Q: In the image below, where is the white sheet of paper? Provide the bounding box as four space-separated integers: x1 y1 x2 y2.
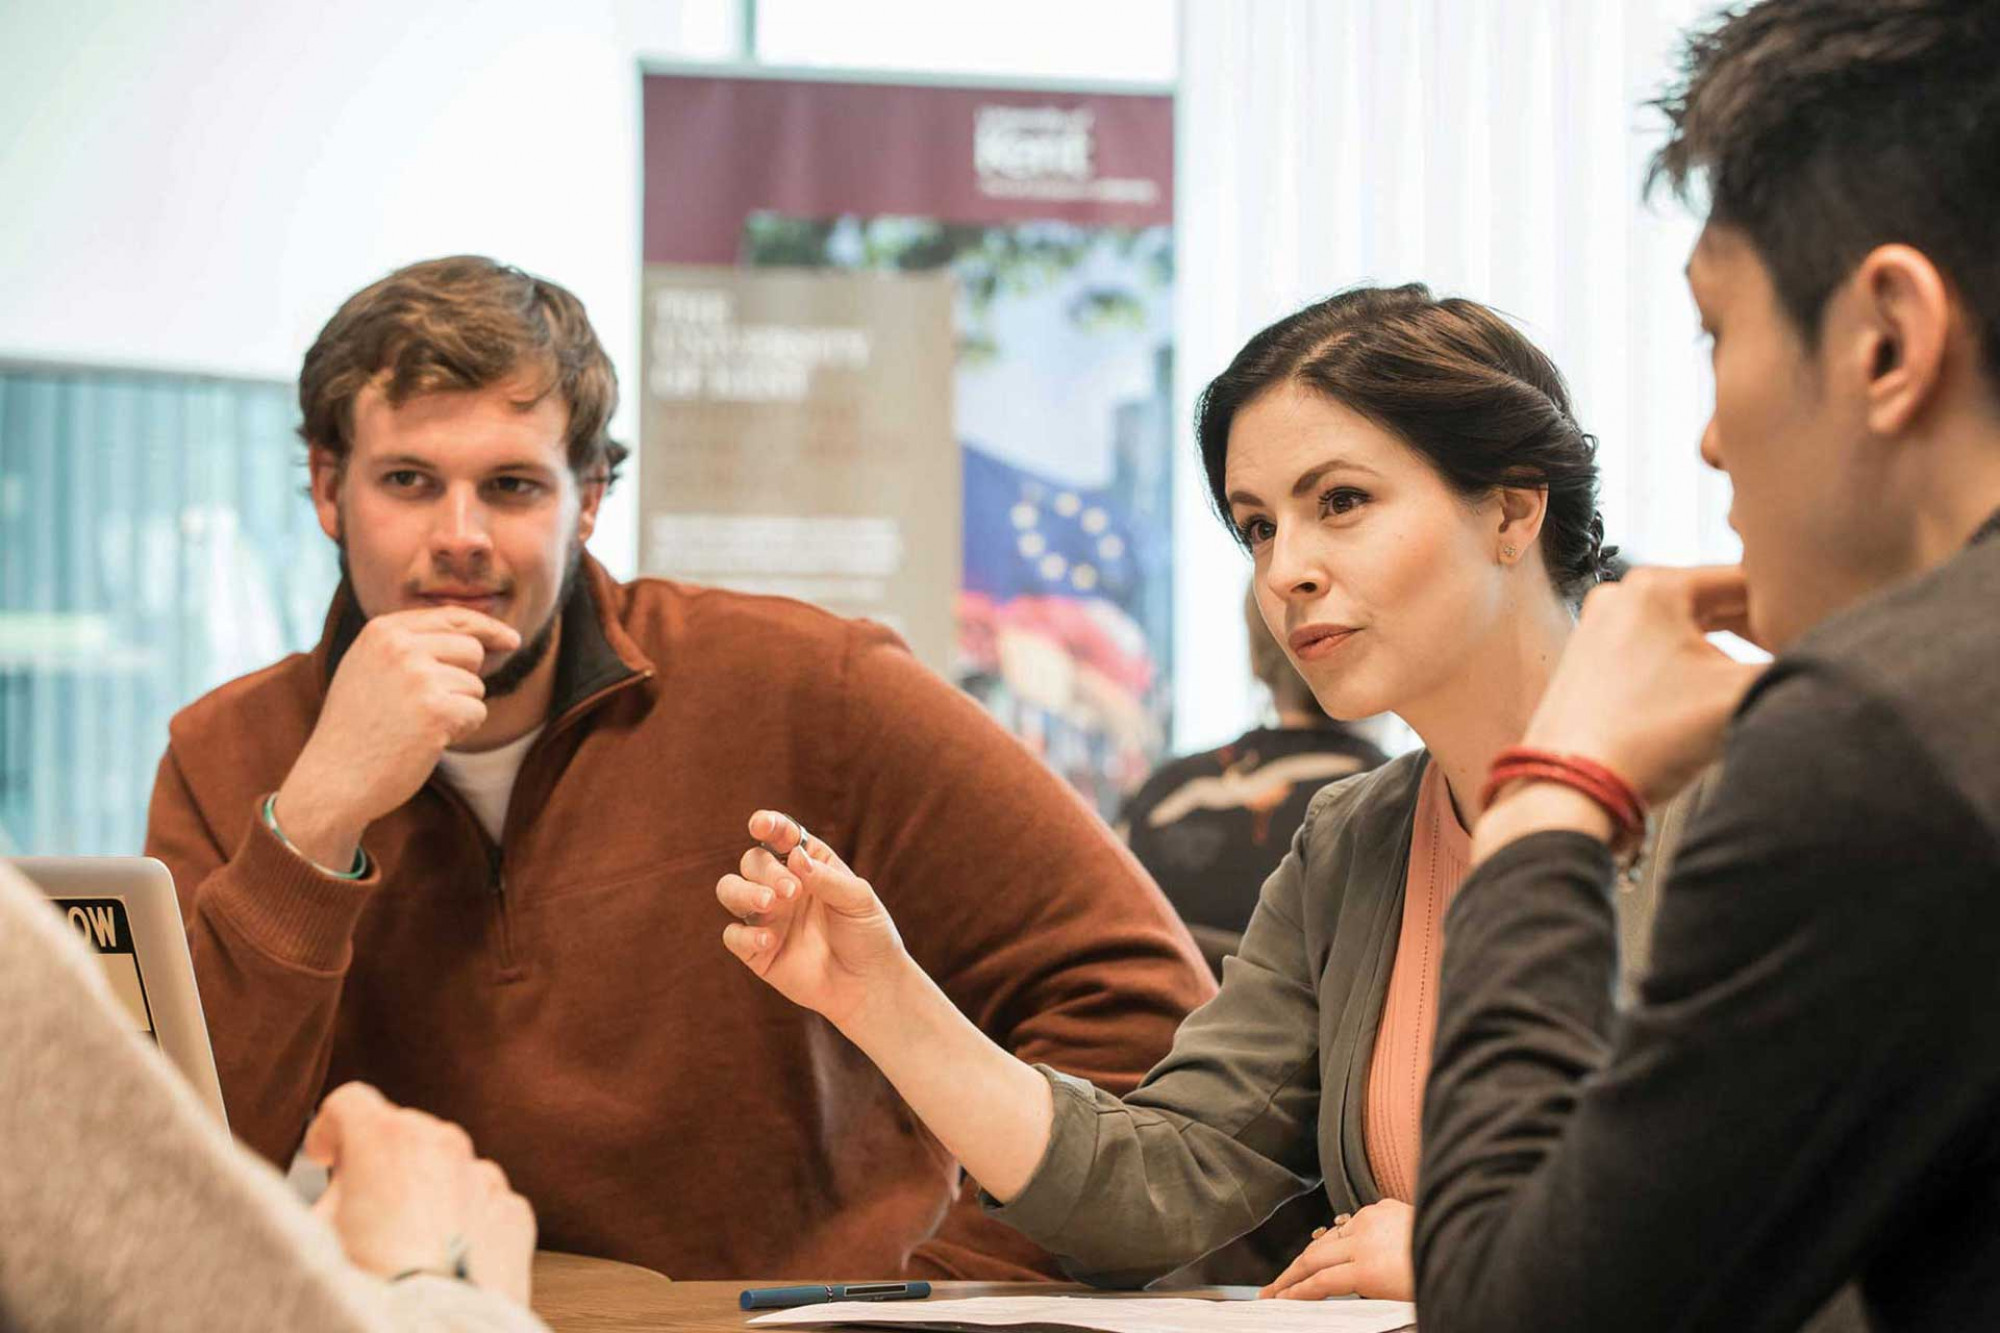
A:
748 1295 1416 1333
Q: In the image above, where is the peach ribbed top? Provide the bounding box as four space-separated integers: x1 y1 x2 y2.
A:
1362 759 1473 1204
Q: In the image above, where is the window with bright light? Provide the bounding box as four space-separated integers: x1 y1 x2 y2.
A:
0 366 338 855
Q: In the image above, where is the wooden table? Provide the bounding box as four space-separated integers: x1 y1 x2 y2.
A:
530 1259 1256 1333
531 1253 675 1331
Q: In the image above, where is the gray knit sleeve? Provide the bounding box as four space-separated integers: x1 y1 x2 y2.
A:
0 863 547 1333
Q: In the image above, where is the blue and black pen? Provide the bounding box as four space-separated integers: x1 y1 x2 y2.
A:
740 1281 933 1311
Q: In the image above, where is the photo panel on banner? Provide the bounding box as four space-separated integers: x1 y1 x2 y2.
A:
641 73 1175 815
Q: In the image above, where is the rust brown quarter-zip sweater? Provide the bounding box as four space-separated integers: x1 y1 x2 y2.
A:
145 556 1214 1282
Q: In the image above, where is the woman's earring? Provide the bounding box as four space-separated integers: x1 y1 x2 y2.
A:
1500 544 1518 560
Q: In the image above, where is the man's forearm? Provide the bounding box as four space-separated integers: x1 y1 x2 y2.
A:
1415 831 1622 1333
173 817 376 1162
271 775 367 875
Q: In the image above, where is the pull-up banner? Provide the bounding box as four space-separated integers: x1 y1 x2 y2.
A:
642 72 1174 814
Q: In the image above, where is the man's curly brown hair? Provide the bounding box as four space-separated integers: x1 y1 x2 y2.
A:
299 255 626 488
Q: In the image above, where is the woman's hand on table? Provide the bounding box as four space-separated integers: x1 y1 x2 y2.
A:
1260 1199 1414 1302
717 809 912 1032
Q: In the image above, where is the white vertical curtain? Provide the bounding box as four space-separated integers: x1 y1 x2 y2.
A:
1172 0 1734 751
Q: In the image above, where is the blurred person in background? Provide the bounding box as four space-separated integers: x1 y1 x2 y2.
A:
1121 582 1387 975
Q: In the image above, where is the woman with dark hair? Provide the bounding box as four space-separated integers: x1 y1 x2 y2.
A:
714 284 1642 1303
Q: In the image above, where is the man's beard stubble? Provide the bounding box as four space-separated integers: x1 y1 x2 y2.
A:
479 594 562 699
335 538 583 701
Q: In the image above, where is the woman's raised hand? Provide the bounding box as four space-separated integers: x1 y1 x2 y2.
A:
717 810 910 1030
718 811 1059 1205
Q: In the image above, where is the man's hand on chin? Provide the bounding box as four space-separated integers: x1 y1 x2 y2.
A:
273 606 519 869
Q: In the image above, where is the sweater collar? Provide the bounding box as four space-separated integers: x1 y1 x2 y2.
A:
312 553 650 721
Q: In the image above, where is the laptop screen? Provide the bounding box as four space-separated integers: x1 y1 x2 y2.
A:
52 896 160 1042
13 857 230 1126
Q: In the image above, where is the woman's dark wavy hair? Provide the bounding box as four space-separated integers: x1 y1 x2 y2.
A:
1195 283 1614 602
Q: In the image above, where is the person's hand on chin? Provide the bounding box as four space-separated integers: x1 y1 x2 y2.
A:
1476 565 1768 860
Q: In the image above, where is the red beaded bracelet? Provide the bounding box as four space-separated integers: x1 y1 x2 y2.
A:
1481 746 1649 862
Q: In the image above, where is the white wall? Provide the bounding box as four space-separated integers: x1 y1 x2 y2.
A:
5 0 1731 762
0 0 743 578
0 0 1227 758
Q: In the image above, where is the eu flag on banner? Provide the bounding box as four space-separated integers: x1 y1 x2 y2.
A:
962 443 1141 615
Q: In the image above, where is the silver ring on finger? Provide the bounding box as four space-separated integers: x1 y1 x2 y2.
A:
759 818 815 865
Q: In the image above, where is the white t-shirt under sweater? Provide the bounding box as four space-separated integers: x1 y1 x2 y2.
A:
435 727 543 844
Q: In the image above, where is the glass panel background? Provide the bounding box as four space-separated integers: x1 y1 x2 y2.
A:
0 364 339 855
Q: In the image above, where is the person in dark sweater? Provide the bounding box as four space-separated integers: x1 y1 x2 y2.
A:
1120 584 1387 969
1412 3 2000 1330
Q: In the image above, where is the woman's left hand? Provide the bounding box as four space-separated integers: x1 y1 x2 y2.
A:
1259 1199 1413 1302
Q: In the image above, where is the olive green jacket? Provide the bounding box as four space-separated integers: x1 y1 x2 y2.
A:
989 749 1681 1287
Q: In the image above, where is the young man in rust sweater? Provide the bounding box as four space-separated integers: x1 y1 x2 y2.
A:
144 255 1213 1282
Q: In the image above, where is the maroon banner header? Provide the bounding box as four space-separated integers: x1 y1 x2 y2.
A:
643 75 1175 263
